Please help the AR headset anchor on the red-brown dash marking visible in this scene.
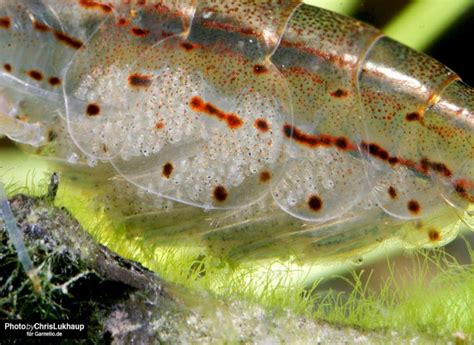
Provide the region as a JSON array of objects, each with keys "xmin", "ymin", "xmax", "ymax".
[
  {"xmin": 86, "ymin": 103, "xmax": 100, "ymax": 116},
  {"xmin": 420, "ymin": 158, "xmax": 452, "ymax": 177},
  {"xmin": 27, "ymin": 70, "xmax": 43, "ymax": 81},
  {"xmin": 189, "ymin": 96, "xmax": 243, "ymax": 129},
  {"xmin": 360, "ymin": 141, "xmax": 396, "ymax": 163},
  {"xmin": 116, "ymin": 18, "xmax": 129, "ymax": 26},
  {"xmin": 360, "ymin": 141, "xmax": 456, "ymax": 182},
  {"xmin": 330, "ymin": 89, "xmax": 348, "ymax": 98},
  {"xmin": 33, "ymin": 21, "xmax": 50, "ymax": 32},
  {"xmin": 181, "ymin": 42, "xmax": 198, "ymax": 51},
  {"xmin": 181, "ymin": 18, "xmax": 354, "ymax": 70},
  {"xmin": 213, "ymin": 186, "xmax": 228, "ymax": 202},
  {"xmin": 54, "ymin": 31, "xmax": 83, "ymax": 49},
  {"xmin": 283, "ymin": 124, "xmax": 320, "ymax": 147},
  {"xmin": 281, "ymin": 40, "xmax": 355, "ymax": 69},
  {"xmin": 131, "ymin": 27, "xmax": 150, "ymax": 37},
  {"xmin": 202, "ymin": 21, "xmax": 258, "ymax": 40},
  {"xmin": 79, "ymin": 0, "xmax": 113, "ymax": 13},
  {"xmin": 335, "ymin": 137, "xmax": 348, "ymax": 149},
  {"xmin": 0, "ymin": 17, "xmax": 11, "ymax": 29},
  {"xmin": 454, "ymin": 180, "xmax": 474, "ymax": 203},
  {"xmin": 128, "ymin": 73, "xmax": 153, "ymax": 88},
  {"xmin": 254, "ymin": 118, "xmax": 270, "ymax": 132},
  {"xmin": 282, "ymin": 124, "xmax": 353, "ymax": 150},
  {"xmin": 388, "ymin": 157, "xmax": 399, "ymax": 165},
  {"xmin": 283, "ymin": 129, "xmax": 463, "ymax": 193}
]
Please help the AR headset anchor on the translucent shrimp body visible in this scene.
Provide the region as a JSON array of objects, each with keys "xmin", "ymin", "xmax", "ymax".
[{"xmin": 0, "ymin": 0, "xmax": 472, "ymax": 262}]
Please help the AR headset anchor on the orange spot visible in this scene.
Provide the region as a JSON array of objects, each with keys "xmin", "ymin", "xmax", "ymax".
[
  {"xmin": 0, "ymin": 17, "xmax": 11, "ymax": 29},
  {"xmin": 428, "ymin": 229, "xmax": 440, "ymax": 242},
  {"xmin": 128, "ymin": 73, "xmax": 153, "ymax": 88},
  {"xmin": 162, "ymin": 162, "xmax": 173, "ymax": 178},
  {"xmin": 308, "ymin": 195, "xmax": 323, "ymax": 212},
  {"xmin": 27, "ymin": 70, "xmax": 43, "ymax": 81},
  {"xmin": 259, "ymin": 171, "xmax": 271, "ymax": 183},
  {"xmin": 155, "ymin": 120, "xmax": 165, "ymax": 130},
  {"xmin": 254, "ymin": 118, "xmax": 270, "ymax": 132},
  {"xmin": 190, "ymin": 97, "xmax": 203, "ymax": 109},
  {"xmin": 213, "ymin": 186, "xmax": 228, "ymax": 202},
  {"xmin": 388, "ymin": 186, "xmax": 397, "ymax": 199},
  {"xmin": 189, "ymin": 96, "xmax": 243, "ymax": 129},
  {"xmin": 86, "ymin": 103, "xmax": 100, "ymax": 116},
  {"xmin": 48, "ymin": 77, "xmax": 61, "ymax": 86},
  {"xmin": 407, "ymin": 200, "xmax": 421, "ymax": 215},
  {"xmin": 227, "ymin": 115, "xmax": 243, "ymax": 128}
]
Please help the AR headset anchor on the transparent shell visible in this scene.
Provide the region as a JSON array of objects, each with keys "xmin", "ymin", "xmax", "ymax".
[{"xmin": 0, "ymin": 0, "xmax": 472, "ymax": 261}]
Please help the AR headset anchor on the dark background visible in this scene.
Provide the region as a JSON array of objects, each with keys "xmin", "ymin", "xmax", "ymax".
[{"xmin": 352, "ymin": 0, "xmax": 474, "ymax": 85}]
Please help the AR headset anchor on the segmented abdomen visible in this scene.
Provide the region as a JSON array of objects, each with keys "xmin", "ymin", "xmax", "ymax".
[{"xmin": 0, "ymin": 0, "xmax": 472, "ymax": 261}]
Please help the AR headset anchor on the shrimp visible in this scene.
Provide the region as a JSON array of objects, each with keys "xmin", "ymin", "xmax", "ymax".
[{"xmin": 0, "ymin": 0, "xmax": 472, "ymax": 263}]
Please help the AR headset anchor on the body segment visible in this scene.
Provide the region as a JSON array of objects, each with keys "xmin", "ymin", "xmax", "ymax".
[{"xmin": 0, "ymin": 0, "xmax": 472, "ymax": 262}]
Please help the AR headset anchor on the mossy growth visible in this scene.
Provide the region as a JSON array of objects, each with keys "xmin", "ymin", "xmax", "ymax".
[
  {"xmin": 0, "ymin": 189, "xmax": 412, "ymax": 344},
  {"xmin": 310, "ymin": 245, "xmax": 474, "ymax": 341},
  {"xmin": 55, "ymin": 173, "xmax": 473, "ymax": 343},
  {"xmin": 0, "ymin": 149, "xmax": 472, "ymax": 343},
  {"xmin": 0, "ymin": 192, "xmax": 147, "ymax": 343}
]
